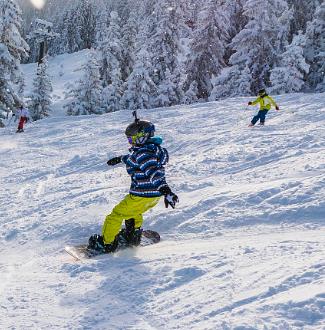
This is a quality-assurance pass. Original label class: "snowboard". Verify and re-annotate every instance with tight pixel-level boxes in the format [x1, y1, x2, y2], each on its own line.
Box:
[64, 229, 160, 261]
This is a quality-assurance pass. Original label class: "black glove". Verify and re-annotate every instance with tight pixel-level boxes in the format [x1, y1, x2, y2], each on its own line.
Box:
[159, 186, 179, 209]
[248, 101, 252, 105]
[107, 156, 122, 166]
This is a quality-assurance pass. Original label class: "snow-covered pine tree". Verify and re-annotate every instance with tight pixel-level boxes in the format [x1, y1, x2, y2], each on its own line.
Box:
[270, 32, 309, 94]
[96, 11, 124, 112]
[112, 0, 129, 17]
[97, 11, 123, 88]
[0, 45, 13, 125]
[27, 19, 58, 65]
[0, 0, 29, 125]
[17, 74, 25, 99]
[178, 0, 197, 36]
[102, 67, 123, 112]
[120, 4, 139, 81]
[29, 57, 53, 120]
[94, 6, 109, 49]
[74, 0, 96, 50]
[17, 0, 42, 62]
[51, 0, 96, 55]
[184, 0, 229, 100]
[210, 64, 252, 100]
[176, 0, 197, 103]
[65, 50, 104, 116]
[275, 3, 294, 64]
[236, 65, 252, 96]
[121, 48, 156, 110]
[222, 0, 248, 62]
[210, 67, 237, 100]
[155, 68, 180, 107]
[287, 0, 321, 35]
[51, 4, 78, 54]
[147, 0, 183, 106]
[305, 3, 325, 92]
[183, 81, 198, 104]
[215, 0, 291, 96]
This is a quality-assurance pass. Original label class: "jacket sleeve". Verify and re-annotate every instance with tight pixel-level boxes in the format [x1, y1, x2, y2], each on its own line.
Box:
[121, 155, 129, 164]
[251, 97, 260, 105]
[268, 96, 277, 108]
[159, 147, 169, 166]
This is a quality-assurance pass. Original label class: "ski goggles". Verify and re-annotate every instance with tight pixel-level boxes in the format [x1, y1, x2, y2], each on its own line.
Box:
[127, 132, 146, 145]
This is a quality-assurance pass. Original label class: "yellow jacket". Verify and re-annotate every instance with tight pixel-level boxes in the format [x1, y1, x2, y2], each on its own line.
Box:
[250, 95, 278, 110]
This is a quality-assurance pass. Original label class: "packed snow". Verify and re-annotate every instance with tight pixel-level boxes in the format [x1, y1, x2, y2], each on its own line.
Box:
[1, 55, 325, 329]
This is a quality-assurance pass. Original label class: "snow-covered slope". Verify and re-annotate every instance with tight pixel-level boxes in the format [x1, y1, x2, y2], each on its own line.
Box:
[1, 56, 325, 328]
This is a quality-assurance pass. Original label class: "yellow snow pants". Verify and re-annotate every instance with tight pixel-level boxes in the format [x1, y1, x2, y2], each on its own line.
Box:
[102, 194, 161, 244]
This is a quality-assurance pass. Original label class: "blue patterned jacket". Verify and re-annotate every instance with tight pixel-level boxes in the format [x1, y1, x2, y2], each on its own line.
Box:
[121, 137, 169, 197]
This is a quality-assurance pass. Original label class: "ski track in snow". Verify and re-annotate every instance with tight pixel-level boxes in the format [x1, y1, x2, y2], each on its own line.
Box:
[1, 58, 325, 329]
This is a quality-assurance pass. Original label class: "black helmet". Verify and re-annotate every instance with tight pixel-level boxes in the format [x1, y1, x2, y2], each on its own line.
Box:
[258, 89, 266, 96]
[125, 120, 155, 145]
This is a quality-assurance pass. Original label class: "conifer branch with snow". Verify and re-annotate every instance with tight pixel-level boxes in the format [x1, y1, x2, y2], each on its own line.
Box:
[0, 0, 29, 124]
[29, 56, 53, 120]
[65, 49, 104, 115]
[270, 32, 310, 94]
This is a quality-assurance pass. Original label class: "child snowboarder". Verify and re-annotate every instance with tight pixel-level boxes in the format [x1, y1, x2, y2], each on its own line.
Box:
[16, 105, 30, 133]
[88, 114, 179, 253]
[247, 89, 279, 126]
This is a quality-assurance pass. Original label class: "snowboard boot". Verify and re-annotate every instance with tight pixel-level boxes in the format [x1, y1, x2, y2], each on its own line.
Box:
[124, 218, 142, 246]
[258, 122, 265, 126]
[88, 234, 118, 253]
[131, 228, 143, 246]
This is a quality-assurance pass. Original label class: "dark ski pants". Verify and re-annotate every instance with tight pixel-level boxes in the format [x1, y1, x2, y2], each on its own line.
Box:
[251, 109, 269, 126]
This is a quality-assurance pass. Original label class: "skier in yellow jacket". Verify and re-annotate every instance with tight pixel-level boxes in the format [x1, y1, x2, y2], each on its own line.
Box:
[247, 89, 279, 126]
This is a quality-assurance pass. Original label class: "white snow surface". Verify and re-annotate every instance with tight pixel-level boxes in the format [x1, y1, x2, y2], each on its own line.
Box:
[1, 53, 325, 329]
